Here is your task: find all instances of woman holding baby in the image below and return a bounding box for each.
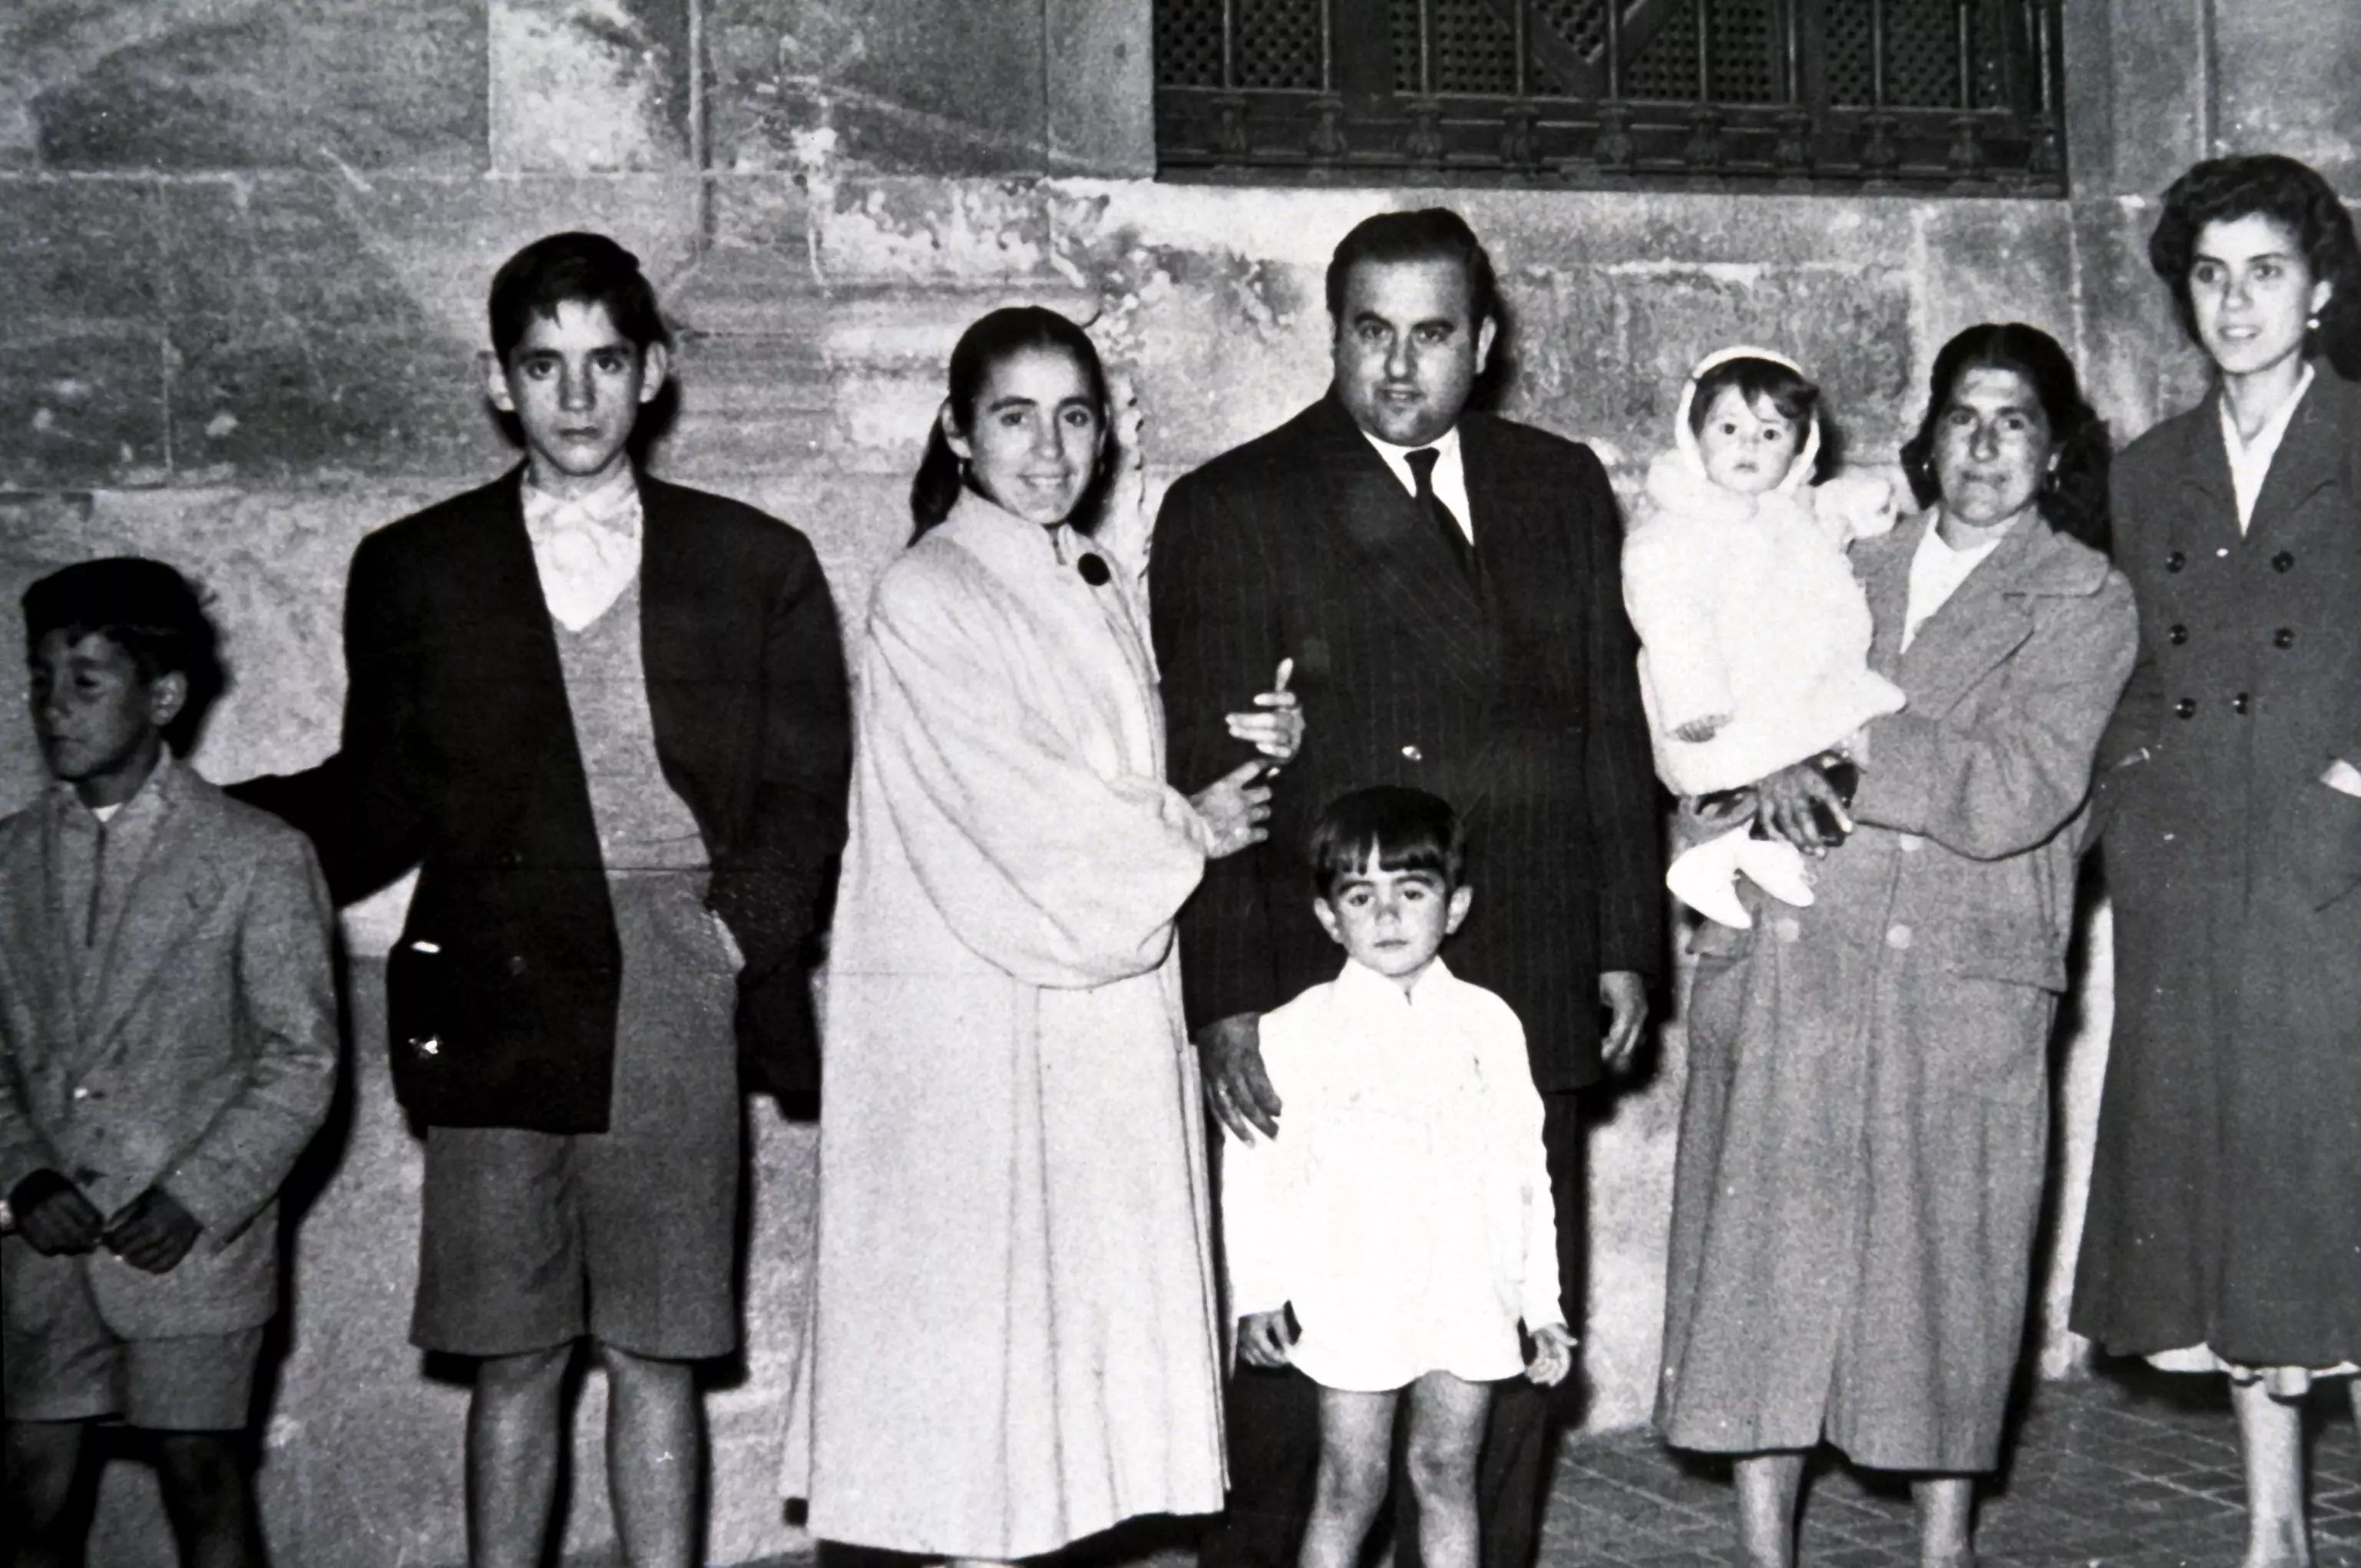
[1641,326,2136,1567]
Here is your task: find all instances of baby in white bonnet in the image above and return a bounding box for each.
[1622,346,1905,928]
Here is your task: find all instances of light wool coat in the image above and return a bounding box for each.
[786,491,1226,1557]
[0,762,338,1339]
[1657,509,2134,1471]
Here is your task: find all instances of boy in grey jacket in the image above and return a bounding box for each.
[1,558,337,1568]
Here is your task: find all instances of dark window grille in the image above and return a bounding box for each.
[1152,0,2065,194]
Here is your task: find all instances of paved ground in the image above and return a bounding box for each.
[772,1371,2361,1568]
[1544,1371,2361,1567]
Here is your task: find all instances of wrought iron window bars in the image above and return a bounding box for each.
[1154,0,2065,194]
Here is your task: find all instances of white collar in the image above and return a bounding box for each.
[1333,952,1455,1009]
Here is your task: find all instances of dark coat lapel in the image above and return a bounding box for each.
[1305,394,1495,700]
[465,470,583,841]
[2247,370,2359,544]
[640,478,749,835]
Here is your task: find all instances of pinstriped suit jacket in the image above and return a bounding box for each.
[1151,392,1664,1092]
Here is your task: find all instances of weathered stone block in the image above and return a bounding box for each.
[489,0,693,174]
[819,177,1062,286]
[5,0,488,173]
[1046,0,1155,177]
[2216,0,2361,196]
[1605,261,1919,464]
[706,0,1050,176]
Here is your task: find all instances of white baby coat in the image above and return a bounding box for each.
[1222,958,1562,1392]
[1623,449,1906,798]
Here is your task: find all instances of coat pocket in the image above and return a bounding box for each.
[2285,775,2361,911]
[1941,909,2068,992]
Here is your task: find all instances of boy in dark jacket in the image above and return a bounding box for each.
[237,232,850,1566]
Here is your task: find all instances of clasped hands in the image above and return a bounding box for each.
[1238,1305,1576,1386]
[9,1168,203,1273]
[1190,659,1304,860]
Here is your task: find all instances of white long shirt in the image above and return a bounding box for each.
[1221,957,1561,1391]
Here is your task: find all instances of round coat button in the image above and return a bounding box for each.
[2275,628,2296,648]
[507,954,528,976]
[2273,551,2296,572]
[1896,833,1923,853]
[1886,923,1913,950]
[2168,624,2188,645]
[2175,698,2197,718]
[2233,692,2250,714]
[2167,551,2187,572]
[1774,917,1802,944]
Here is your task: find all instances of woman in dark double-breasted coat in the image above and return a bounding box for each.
[1658,323,2135,1568]
[2073,153,2361,1564]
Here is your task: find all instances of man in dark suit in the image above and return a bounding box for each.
[236,233,849,1568]
[1151,208,1663,1568]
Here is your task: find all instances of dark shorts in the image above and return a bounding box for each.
[410,872,742,1361]
[1,1242,264,1431]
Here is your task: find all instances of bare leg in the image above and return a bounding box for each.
[1911,1476,1974,1568]
[1299,1386,1399,1568]
[2233,1377,2310,1568]
[1732,1452,1807,1568]
[153,1431,266,1568]
[4,1421,92,1568]
[1402,1373,1493,1568]
[467,1344,572,1568]
[598,1343,702,1568]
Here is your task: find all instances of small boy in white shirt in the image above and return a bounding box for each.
[1222,786,1571,1568]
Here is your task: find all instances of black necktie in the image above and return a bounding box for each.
[1405,447,1473,577]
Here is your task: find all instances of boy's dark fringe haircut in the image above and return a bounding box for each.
[23,557,226,756]
[1308,786,1465,900]
[488,231,671,365]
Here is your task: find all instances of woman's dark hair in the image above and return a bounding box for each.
[2148,154,2361,375]
[909,306,1114,541]
[23,556,227,756]
[1900,323,2112,555]
[488,231,672,365]
[1308,786,1466,900]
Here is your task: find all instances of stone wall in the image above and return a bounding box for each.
[3,2,2355,1563]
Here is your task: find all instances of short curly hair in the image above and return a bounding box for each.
[1900,323,2111,557]
[2148,154,2361,362]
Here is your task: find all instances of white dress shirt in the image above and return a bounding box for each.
[1901,519,2003,653]
[2220,362,2314,534]
[522,465,643,631]
[1221,957,1561,1391]
[1361,423,1474,543]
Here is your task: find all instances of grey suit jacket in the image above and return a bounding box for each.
[0,760,338,1336]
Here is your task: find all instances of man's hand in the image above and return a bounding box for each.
[1599,970,1648,1068]
[1198,1012,1280,1143]
[104,1186,203,1274]
[1754,761,1852,854]
[1525,1322,1577,1387]
[1238,1308,1298,1369]
[9,1169,104,1256]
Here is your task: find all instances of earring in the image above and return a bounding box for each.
[2309,315,2322,331]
